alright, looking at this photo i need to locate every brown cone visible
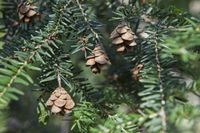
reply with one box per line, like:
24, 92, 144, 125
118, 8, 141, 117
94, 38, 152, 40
91, 65, 100, 74
110, 23, 137, 53
86, 55, 96, 66
46, 87, 75, 115
18, 2, 40, 23
86, 45, 110, 74
131, 64, 144, 80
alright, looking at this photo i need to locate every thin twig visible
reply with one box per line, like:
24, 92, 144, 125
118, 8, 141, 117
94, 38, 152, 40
57, 69, 62, 88
154, 39, 167, 133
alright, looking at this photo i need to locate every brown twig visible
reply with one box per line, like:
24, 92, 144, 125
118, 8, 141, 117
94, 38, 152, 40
154, 39, 167, 133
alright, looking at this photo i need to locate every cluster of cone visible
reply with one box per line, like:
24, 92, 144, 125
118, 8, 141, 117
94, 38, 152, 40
86, 46, 111, 74
110, 23, 137, 53
46, 87, 75, 114
17, 2, 40, 23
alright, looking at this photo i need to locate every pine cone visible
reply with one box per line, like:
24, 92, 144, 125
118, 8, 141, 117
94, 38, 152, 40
86, 46, 111, 74
131, 64, 144, 80
46, 87, 75, 115
110, 23, 137, 53
17, 2, 40, 23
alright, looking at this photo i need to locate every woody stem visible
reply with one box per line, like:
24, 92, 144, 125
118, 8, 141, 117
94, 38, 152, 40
57, 70, 62, 88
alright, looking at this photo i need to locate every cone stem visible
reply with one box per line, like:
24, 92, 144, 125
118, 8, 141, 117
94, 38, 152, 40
57, 71, 62, 88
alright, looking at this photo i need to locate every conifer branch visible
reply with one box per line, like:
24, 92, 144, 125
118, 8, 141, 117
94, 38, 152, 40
0, 0, 73, 101
75, 0, 103, 47
0, 48, 35, 97
0, 35, 52, 98
154, 39, 167, 133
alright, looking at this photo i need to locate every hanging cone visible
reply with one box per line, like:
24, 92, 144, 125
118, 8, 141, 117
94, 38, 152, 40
121, 32, 134, 41
18, 3, 30, 14
46, 100, 53, 106
110, 23, 137, 53
112, 37, 124, 45
49, 94, 57, 101
91, 65, 101, 74
86, 45, 111, 74
51, 105, 62, 113
95, 55, 109, 65
131, 64, 144, 80
46, 87, 75, 115
65, 100, 75, 110
116, 27, 128, 34
128, 41, 137, 46
17, 2, 40, 23
26, 10, 37, 17
54, 99, 67, 107
110, 30, 120, 39
116, 45, 126, 53
86, 55, 95, 66
59, 94, 70, 100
